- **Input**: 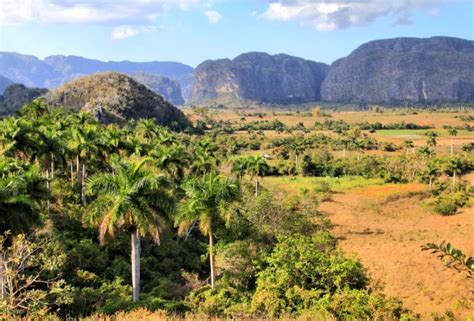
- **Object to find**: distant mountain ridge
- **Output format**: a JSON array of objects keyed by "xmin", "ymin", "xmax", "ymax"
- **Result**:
[
  {"xmin": 0, "ymin": 52, "xmax": 193, "ymax": 103},
  {"xmin": 321, "ymin": 36, "xmax": 474, "ymax": 104},
  {"xmin": 190, "ymin": 52, "xmax": 329, "ymax": 104},
  {"xmin": 2, "ymin": 36, "xmax": 474, "ymax": 106}
]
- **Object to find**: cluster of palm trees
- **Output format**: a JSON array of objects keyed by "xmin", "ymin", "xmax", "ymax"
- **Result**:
[
  {"xmin": 0, "ymin": 101, "xmax": 243, "ymax": 302},
  {"xmin": 231, "ymin": 155, "xmax": 269, "ymax": 196}
]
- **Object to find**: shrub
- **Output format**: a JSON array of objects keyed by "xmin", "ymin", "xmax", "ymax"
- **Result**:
[
  {"xmin": 434, "ymin": 192, "xmax": 469, "ymax": 215},
  {"xmin": 251, "ymin": 234, "xmax": 367, "ymax": 316}
]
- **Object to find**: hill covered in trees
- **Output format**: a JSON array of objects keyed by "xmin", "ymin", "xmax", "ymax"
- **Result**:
[
  {"xmin": 44, "ymin": 72, "xmax": 189, "ymax": 128},
  {"xmin": 0, "ymin": 84, "xmax": 48, "ymax": 116},
  {"xmin": 0, "ymin": 75, "xmax": 13, "ymax": 94}
]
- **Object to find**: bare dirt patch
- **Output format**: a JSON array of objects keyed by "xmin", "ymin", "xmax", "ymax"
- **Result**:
[{"xmin": 320, "ymin": 184, "xmax": 474, "ymax": 319}]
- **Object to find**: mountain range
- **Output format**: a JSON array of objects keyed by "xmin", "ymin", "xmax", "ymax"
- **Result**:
[{"xmin": 1, "ymin": 36, "xmax": 473, "ymax": 106}]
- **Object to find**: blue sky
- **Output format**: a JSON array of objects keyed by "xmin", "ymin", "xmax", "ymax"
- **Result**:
[{"xmin": 0, "ymin": 0, "xmax": 473, "ymax": 67}]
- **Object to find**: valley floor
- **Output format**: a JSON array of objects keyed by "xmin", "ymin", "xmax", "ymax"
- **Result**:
[{"xmin": 319, "ymin": 183, "xmax": 474, "ymax": 319}]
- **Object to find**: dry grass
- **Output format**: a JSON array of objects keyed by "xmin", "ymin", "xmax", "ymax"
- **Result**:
[
  {"xmin": 84, "ymin": 308, "xmax": 332, "ymax": 321},
  {"xmin": 319, "ymin": 183, "xmax": 474, "ymax": 319}
]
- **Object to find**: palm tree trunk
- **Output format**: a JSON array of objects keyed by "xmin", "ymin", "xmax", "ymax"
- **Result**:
[
  {"xmin": 0, "ymin": 253, "xmax": 5, "ymax": 300},
  {"xmin": 70, "ymin": 161, "xmax": 74, "ymax": 185},
  {"xmin": 255, "ymin": 177, "xmax": 259, "ymax": 197},
  {"xmin": 81, "ymin": 162, "xmax": 87, "ymax": 205},
  {"xmin": 429, "ymin": 178, "xmax": 433, "ymax": 192},
  {"xmin": 452, "ymin": 171, "xmax": 456, "ymax": 190},
  {"xmin": 131, "ymin": 228, "xmax": 141, "ymax": 302},
  {"xmin": 76, "ymin": 156, "xmax": 81, "ymax": 183},
  {"xmin": 209, "ymin": 230, "xmax": 215, "ymax": 288},
  {"xmin": 450, "ymin": 137, "xmax": 454, "ymax": 156},
  {"xmin": 50, "ymin": 157, "xmax": 54, "ymax": 179}
]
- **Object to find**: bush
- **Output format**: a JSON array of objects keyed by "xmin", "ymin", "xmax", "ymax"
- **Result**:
[
  {"xmin": 434, "ymin": 192, "xmax": 469, "ymax": 215},
  {"xmin": 251, "ymin": 234, "xmax": 367, "ymax": 316}
]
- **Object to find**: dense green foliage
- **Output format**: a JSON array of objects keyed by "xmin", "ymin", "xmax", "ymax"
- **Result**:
[{"xmin": 0, "ymin": 100, "xmax": 471, "ymax": 319}]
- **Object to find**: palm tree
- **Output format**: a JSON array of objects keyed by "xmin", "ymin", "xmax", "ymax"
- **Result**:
[
  {"xmin": 422, "ymin": 162, "xmax": 440, "ymax": 192},
  {"xmin": 352, "ymin": 139, "xmax": 365, "ymax": 161},
  {"xmin": 0, "ymin": 118, "xmax": 39, "ymax": 161},
  {"xmin": 151, "ymin": 144, "xmax": 189, "ymax": 184},
  {"xmin": 418, "ymin": 146, "xmax": 434, "ymax": 160},
  {"xmin": 445, "ymin": 157, "xmax": 465, "ymax": 190},
  {"xmin": 231, "ymin": 157, "xmax": 248, "ymax": 184},
  {"xmin": 403, "ymin": 139, "xmax": 414, "ymax": 156},
  {"xmin": 85, "ymin": 158, "xmax": 175, "ymax": 302},
  {"xmin": 176, "ymin": 172, "xmax": 239, "ymax": 288},
  {"xmin": 245, "ymin": 155, "xmax": 269, "ymax": 196},
  {"xmin": 289, "ymin": 142, "xmax": 305, "ymax": 171},
  {"xmin": 0, "ymin": 158, "xmax": 48, "ymax": 234},
  {"xmin": 426, "ymin": 131, "xmax": 438, "ymax": 159},
  {"xmin": 69, "ymin": 125, "xmax": 99, "ymax": 205},
  {"xmin": 447, "ymin": 127, "xmax": 458, "ymax": 156}
]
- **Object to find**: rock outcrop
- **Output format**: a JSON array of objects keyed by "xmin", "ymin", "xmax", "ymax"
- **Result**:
[
  {"xmin": 131, "ymin": 72, "xmax": 184, "ymax": 105},
  {"xmin": 189, "ymin": 52, "xmax": 329, "ymax": 104},
  {"xmin": 321, "ymin": 37, "xmax": 474, "ymax": 104}
]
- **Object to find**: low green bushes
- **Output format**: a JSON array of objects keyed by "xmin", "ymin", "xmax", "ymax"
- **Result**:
[{"xmin": 433, "ymin": 192, "xmax": 470, "ymax": 215}]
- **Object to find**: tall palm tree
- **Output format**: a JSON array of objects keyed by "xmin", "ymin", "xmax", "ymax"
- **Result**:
[
  {"xmin": 69, "ymin": 125, "xmax": 99, "ymax": 205},
  {"xmin": 447, "ymin": 127, "xmax": 458, "ymax": 157},
  {"xmin": 176, "ymin": 172, "xmax": 239, "ymax": 288},
  {"xmin": 231, "ymin": 157, "xmax": 248, "ymax": 184},
  {"xmin": 445, "ymin": 157, "xmax": 465, "ymax": 190},
  {"xmin": 426, "ymin": 131, "xmax": 438, "ymax": 159},
  {"xmin": 245, "ymin": 155, "xmax": 269, "ymax": 197},
  {"xmin": 85, "ymin": 158, "xmax": 175, "ymax": 302},
  {"xmin": 422, "ymin": 162, "xmax": 440, "ymax": 192}
]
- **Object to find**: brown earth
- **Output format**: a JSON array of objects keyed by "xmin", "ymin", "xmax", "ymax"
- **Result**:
[{"xmin": 319, "ymin": 184, "xmax": 474, "ymax": 319}]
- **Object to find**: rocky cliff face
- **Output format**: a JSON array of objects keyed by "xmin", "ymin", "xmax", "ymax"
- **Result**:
[
  {"xmin": 0, "ymin": 84, "xmax": 48, "ymax": 116},
  {"xmin": 131, "ymin": 72, "xmax": 184, "ymax": 105},
  {"xmin": 190, "ymin": 52, "xmax": 329, "ymax": 104},
  {"xmin": 44, "ymin": 72, "xmax": 189, "ymax": 128},
  {"xmin": 321, "ymin": 37, "xmax": 474, "ymax": 104}
]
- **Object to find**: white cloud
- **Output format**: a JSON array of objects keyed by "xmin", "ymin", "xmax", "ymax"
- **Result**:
[
  {"xmin": 112, "ymin": 26, "xmax": 140, "ymax": 40},
  {"xmin": 260, "ymin": 0, "xmax": 463, "ymax": 31},
  {"xmin": 204, "ymin": 10, "xmax": 222, "ymax": 24},
  {"xmin": 111, "ymin": 25, "xmax": 156, "ymax": 39},
  {"xmin": 0, "ymin": 0, "xmax": 215, "ymax": 25}
]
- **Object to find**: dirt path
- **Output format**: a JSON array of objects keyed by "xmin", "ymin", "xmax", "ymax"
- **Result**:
[{"xmin": 319, "ymin": 184, "xmax": 474, "ymax": 319}]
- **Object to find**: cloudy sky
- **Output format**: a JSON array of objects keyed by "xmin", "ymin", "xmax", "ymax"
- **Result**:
[{"xmin": 0, "ymin": 0, "xmax": 473, "ymax": 66}]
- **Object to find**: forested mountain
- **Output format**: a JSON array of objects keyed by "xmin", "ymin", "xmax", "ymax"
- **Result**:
[
  {"xmin": 44, "ymin": 72, "xmax": 188, "ymax": 128},
  {"xmin": 0, "ymin": 84, "xmax": 48, "ymax": 116},
  {"xmin": 189, "ymin": 52, "xmax": 329, "ymax": 105},
  {"xmin": 321, "ymin": 37, "xmax": 474, "ymax": 104}
]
